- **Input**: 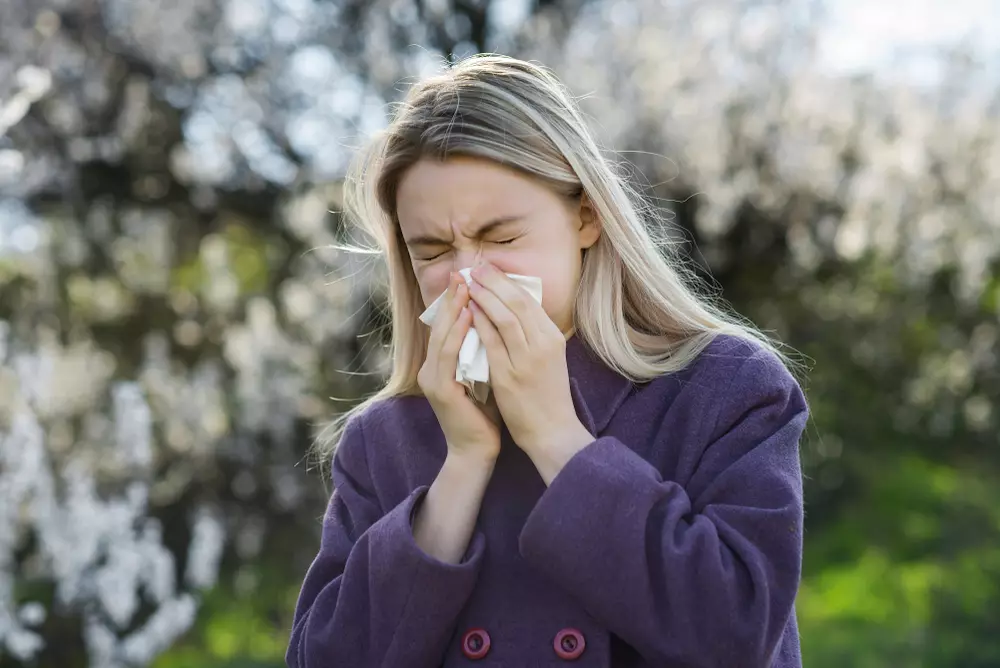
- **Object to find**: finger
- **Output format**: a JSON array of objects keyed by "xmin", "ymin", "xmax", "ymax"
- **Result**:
[
  {"xmin": 428, "ymin": 273, "xmax": 465, "ymax": 349},
  {"xmin": 468, "ymin": 279, "xmax": 529, "ymax": 358},
  {"xmin": 470, "ymin": 300, "xmax": 511, "ymax": 376},
  {"xmin": 439, "ymin": 304, "xmax": 473, "ymax": 379},
  {"xmin": 469, "ymin": 264, "xmax": 546, "ymax": 343}
]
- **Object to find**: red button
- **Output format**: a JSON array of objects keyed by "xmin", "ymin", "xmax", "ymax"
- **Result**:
[
  {"xmin": 554, "ymin": 628, "xmax": 585, "ymax": 660},
  {"xmin": 461, "ymin": 628, "xmax": 491, "ymax": 660}
]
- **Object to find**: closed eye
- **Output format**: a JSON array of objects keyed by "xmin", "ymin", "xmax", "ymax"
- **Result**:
[{"xmin": 413, "ymin": 237, "xmax": 517, "ymax": 261}]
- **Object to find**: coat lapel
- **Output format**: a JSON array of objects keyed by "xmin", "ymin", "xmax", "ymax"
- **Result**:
[{"xmin": 565, "ymin": 335, "xmax": 635, "ymax": 435}]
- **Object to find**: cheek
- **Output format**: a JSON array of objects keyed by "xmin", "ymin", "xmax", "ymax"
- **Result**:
[
  {"xmin": 478, "ymin": 246, "xmax": 545, "ymax": 277},
  {"xmin": 477, "ymin": 247, "xmax": 580, "ymax": 318},
  {"xmin": 514, "ymin": 257, "xmax": 580, "ymax": 320},
  {"xmin": 539, "ymin": 280, "xmax": 575, "ymax": 315},
  {"xmin": 414, "ymin": 263, "xmax": 452, "ymax": 306}
]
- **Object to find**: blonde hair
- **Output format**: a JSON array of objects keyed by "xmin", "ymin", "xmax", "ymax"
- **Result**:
[{"xmin": 314, "ymin": 54, "xmax": 801, "ymax": 466}]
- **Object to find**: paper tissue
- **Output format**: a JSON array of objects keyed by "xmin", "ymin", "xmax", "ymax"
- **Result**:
[{"xmin": 418, "ymin": 267, "xmax": 543, "ymax": 403}]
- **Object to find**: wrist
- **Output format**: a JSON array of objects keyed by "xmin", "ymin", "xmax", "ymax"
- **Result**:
[
  {"xmin": 522, "ymin": 420, "xmax": 593, "ymax": 458},
  {"xmin": 443, "ymin": 447, "xmax": 498, "ymax": 478},
  {"xmin": 523, "ymin": 421, "xmax": 594, "ymax": 486}
]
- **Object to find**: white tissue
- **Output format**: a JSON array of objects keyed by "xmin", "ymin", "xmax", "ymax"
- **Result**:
[{"xmin": 418, "ymin": 267, "xmax": 543, "ymax": 403}]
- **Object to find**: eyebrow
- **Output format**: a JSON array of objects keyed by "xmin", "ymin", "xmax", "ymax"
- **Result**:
[{"xmin": 403, "ymin": 215, "xmax": 523, "ymax": 247}]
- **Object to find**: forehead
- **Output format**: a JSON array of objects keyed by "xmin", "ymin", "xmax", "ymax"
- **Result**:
[{"xmin": 395, "ymin": 156, "xmax": 550, "ymax": 234}]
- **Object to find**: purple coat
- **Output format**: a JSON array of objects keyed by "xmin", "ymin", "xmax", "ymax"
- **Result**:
[{"xmin": 287, "ymin": 334, "xmax": 809, "ymax": 667}]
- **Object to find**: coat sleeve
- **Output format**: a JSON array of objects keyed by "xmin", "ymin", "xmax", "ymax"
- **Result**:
[
  {"xmin": 287, "ymin": 414, "xmax": 485, "ymax": 668},
  {"xmin": 518, "ymin": 349, "xmax": 808, "ymax": 668}
]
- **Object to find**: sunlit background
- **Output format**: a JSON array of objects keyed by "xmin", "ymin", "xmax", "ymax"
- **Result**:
[{"xmin": 2, "ymin": 1, "xmax": 998, "ymax": 666}]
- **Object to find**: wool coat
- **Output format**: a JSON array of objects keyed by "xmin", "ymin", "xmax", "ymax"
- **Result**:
[{"xmin": 287, "ymin": 333, "xmax": 809, "ymax": 667}]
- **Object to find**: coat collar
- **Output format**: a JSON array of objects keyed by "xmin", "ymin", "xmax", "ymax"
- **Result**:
[{"xmin": 565, "ymin": 334, "xmax": 635, "ymax": 435}]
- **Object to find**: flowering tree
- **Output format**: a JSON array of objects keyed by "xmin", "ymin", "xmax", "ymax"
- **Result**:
[
  {"xmin": 2, "ymin": 375, "xmax": 223, "ymax": 665},
  {"xmin": 1, "ymin": 0, "xmax": 998, "ymax": 665},
  {"xmin": 0, "ymin": 0, "xmax": 585, "ymax": 664}
]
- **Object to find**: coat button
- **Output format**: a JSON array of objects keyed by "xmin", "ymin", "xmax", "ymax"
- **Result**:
[
  {"xmin": 461, "ymin": 628, "xmax": 491, "ymax": 660},
  {"xmin": 553, "ymin": 628, "xmax": 586, "ymax": 660}
]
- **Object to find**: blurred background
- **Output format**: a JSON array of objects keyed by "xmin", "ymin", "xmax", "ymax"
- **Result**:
[{"xmin": 1, "ymin": 0, "xmax": 998, "ymax": 666}]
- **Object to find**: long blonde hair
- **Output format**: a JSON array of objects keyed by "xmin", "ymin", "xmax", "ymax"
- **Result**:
[{"xmin": 314, "ymin": 54, "xmax": 800, "ymax": 466}]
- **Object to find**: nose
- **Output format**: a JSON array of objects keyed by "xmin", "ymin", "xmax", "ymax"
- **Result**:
[{"xmin": 452, "ymin": 246, "xmax": 481, "ymax": 272}]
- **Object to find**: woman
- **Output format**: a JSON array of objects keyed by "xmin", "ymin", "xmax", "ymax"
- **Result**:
[{"xmin": 287, "ymin": 53, "xmax": 809, "ymax": 667}]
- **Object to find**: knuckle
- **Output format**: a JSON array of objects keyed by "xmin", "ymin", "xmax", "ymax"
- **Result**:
[
  {"xmin": 417, "ymin": 367, "xmax": 436, "ymax": 390},
  {"xmin": 491, "ymin": 369, "xmax": 510, "ymax": 388}
]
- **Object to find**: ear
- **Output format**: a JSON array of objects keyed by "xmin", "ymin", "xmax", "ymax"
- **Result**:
[{"xmin": 577, "ymin": 192, "xmax": 601, "ymax": 249}]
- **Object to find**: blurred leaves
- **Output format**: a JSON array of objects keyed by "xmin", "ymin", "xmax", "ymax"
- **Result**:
[{"xmin": 1, "ymin": 0, "xmax": 998, "ymax": 666}]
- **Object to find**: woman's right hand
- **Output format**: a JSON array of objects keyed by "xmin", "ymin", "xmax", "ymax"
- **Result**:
[{"xmin": 418, "ymin": 272, "xmax": 501, "ymax": 462}]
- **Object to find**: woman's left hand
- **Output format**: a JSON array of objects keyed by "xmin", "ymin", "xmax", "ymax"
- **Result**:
[{"xmin": 467, "ymin": 263, "xmax": 595, "ymax": 481}]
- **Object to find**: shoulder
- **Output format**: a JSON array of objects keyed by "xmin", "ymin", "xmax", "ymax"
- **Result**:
[
  {"xmin": 638, "ymin": 332, "xmax": 807, "ymax": 433},
  {"xmin": 339, "ymin": 394, "xmax": 440, "ymax": 460},
  {"xmin": 684, "ymin": 333, "xmax": 801, "ymax": 390},
  {"xmin": 689, "ymin": 333, "xmax": 809, "ymax": 436},
  {"xmin": 352, "ymin": 394, "xmax": 438, "ymax": 435},
  {"xmin": 333, "ymin": 393, "xmax": 445, "ymax": 501},
  {"xmin": 620, "ymin": 334, "xmax": 809, "ymax": 495}
]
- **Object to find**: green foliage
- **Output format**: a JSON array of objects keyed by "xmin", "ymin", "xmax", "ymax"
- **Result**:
[
  {"xmin": 154, "ymin": 565, "xmax": 301, "ymax": 668},
  {"xmin": 3, "ymin": 0, "xmax": 998, "ymax": 665}
]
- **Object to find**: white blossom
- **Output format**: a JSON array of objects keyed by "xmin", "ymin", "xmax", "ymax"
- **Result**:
[
  {"xmin": 185, "ymin": 508, "xmax": 225, "ymax": 590},
  {"xmin": 0, "ymin": 339, "xmax": 225, "ymax": 664}
]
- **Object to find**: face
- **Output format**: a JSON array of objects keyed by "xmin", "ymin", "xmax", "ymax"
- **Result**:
[{"xmin": 395, "ymin": 156, "xmax": 600, "ymax": 333}]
